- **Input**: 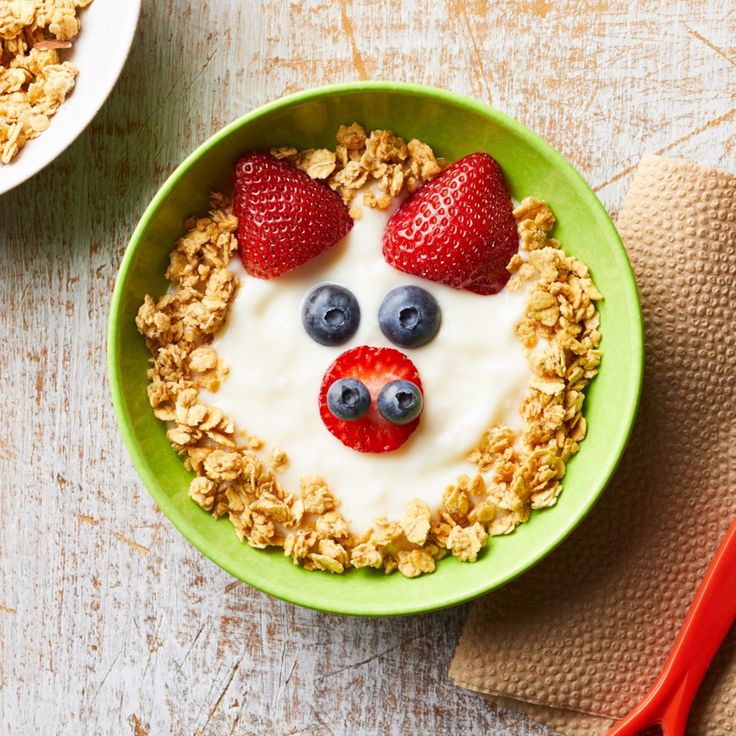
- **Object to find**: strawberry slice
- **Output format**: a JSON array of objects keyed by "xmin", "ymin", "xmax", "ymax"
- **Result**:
[
  {"xmin": 382, "ymin": 152, "xmax": 518, "ymax": 294},
  {"xmin": 319, "ymin": 346, "xmax": 423, "ymax": 453},
  {"xmin": 233, "ymin": 152, "xmax": 353, "ymax": 279}
]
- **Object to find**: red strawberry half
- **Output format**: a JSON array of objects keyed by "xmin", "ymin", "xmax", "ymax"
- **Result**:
[
  {"xmin": 382, "ymin": 152, "xmax": 518, "ymax": 294},
  {"xmin": 319, "ymin": 346, "xmax": 423, "ymax": 453},
  {"xmin": 233, "ymin": 152, "xmax": 353, "ymax": 279}
]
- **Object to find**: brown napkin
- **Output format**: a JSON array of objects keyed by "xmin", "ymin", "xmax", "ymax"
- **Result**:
[{"xmin": 449, "ymin": 155, "xmax": 736, "ymax": 735}]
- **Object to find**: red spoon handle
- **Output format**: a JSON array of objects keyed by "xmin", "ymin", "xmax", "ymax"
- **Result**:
[
  {"xmin": 667, "ymin": 520, "xmax": 736, "ymax": 690},
  {"xmin": 608, "ymin": 519, "xmax": 736, "ymax": 735}
]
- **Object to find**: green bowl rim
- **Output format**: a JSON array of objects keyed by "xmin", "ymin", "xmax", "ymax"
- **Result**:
[{"xmin": 108, "ymin": 80, "xmax": 644, "ymax": 616}]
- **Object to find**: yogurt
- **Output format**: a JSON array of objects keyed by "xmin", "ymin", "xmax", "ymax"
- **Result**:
[{"xmin": 202, "ymin": 199, "xmax": 530, "ymax": 534}]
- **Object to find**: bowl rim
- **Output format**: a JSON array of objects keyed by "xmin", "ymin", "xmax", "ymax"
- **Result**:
[
  {"xmin": 0, "ymin": 0, "xmax": 142, "ymax": 196},
  {"xmin": 108, "ymin": 80, "xmax": 644, "ymax": 616}
]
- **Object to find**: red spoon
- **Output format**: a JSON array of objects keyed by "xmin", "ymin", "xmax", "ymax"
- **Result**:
[{"xmin": 607, "ymin": 519, "xmax": 736, "ymax": 736}]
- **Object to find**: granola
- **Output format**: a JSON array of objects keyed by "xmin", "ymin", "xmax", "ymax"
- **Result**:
[
  {"xmin": 136, "ymin": 127, "xmax": 601, "ymax": 578},
  {"xmin": 271, "ymin": 122, "xmax": 445, "ymax": 208},
  {"xmin": 0, "ymin": 0, "xmax": 92, "ymax": 163}
]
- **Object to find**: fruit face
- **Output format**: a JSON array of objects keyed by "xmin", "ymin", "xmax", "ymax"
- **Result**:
[
  {"xmin": 233, "ymin": 152, "xmax": 353, "ymax": 279},
  {"xmin": 318, "ymin": 346, "xmax": 424, "ymax": 453},
  {"xmin": 229, "ymin": 149, "xmax": 521, "ymax": 457},
  {"xmin": 302, "ymin": 283, "xmax": 361, "ymax": 346},
  {"xmin": 382, "ymin": 152, "xmax": 518, "ymax": 294},
  {"xmin": 378, "ymin": 285, "xmax": 441, "ymax": 348},
  {"xmin": 376, "ymin": 379, "xmax": 424, "ymax": 425}
]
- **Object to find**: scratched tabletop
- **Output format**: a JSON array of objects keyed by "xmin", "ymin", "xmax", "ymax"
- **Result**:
[{"xmin": 1, "ymin": 1, "xmax": 734, "ymax": 734}]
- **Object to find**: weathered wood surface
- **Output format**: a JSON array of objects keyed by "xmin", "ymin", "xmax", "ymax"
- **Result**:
[{"xmin": 1, "ymin": 1, "xmax": 734, "ymax": 734}]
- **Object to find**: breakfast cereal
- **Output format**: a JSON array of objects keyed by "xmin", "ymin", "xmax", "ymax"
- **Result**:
[{"xmin": 136, "ymin": 124, "xmax": 602, "ymax": 577}]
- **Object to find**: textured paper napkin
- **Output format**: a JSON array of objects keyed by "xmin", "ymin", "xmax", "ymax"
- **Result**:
[{"xmin": 450, "ymin": 155, "xmax": 736, "ymax": 735}]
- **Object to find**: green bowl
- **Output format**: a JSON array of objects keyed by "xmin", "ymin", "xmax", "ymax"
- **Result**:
[{"xmin": 108, "ymin": 82, "xmax": 643, "ymax": 616}]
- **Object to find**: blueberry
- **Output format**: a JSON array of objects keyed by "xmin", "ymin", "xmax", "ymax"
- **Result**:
[
  {"xmin": 378, "ymin": 286, "xmax": 441, "ymax": 348},
  {"xmin": 302, "ymin": 283, "xmax": 360, "ymax": 346},
  {"xmin": 327, "ymin": 378, "xmax": 371, "ymax": 421},
  {"xmin": 377, "ymin": 379, "xmax": 423, "ymax": 425}
]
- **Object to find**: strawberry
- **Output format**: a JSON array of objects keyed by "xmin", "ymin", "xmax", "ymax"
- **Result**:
[
  {"xmin": 233, "ymin": 152, "xmax": 353, "ymax": 279},
  {"xmin": 319, "ymin": 346, "xmax": 423, "ymax": 453},
  {"xmin": 382, "ymin": 152, "xmax": 518, "ymax": 294}
]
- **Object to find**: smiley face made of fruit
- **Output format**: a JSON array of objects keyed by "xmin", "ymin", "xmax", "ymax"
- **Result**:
[
  {"xmin": 227, "ymin": 152, "xmax": 518, "ymax": 453},
  {"xmin": 205, "ymin": 149, "xmax": 528, "ymax": 528}
]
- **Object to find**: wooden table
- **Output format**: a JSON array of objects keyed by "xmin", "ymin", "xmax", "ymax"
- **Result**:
[{"xmin": 2, "ymin": 1, "xmax": 733, "ymax": 733}]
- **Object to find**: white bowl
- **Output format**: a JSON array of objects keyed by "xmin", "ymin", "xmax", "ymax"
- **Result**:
[{"xmin": 0, "ymin": 0, "xmax": 141, "ymax": 195}]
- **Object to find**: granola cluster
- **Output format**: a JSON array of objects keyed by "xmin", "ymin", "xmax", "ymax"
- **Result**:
[
  {"xmin": 136, "ymin": 132, "xmax": 602, "ymax": 578},
  {"xmin": 0, "ymin": 0, "xmax": 92, "ymax": 164},
  {"xmin": 461, "ymin": 197, "xmax": 603, "ymax": 535},
  {"xmin": 136, "ymin": 196, "xmax": 357, "ymax": 571},
  {"xmin": 271, "ymin": 122, "xmax": 445, "ymax": 219}
]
